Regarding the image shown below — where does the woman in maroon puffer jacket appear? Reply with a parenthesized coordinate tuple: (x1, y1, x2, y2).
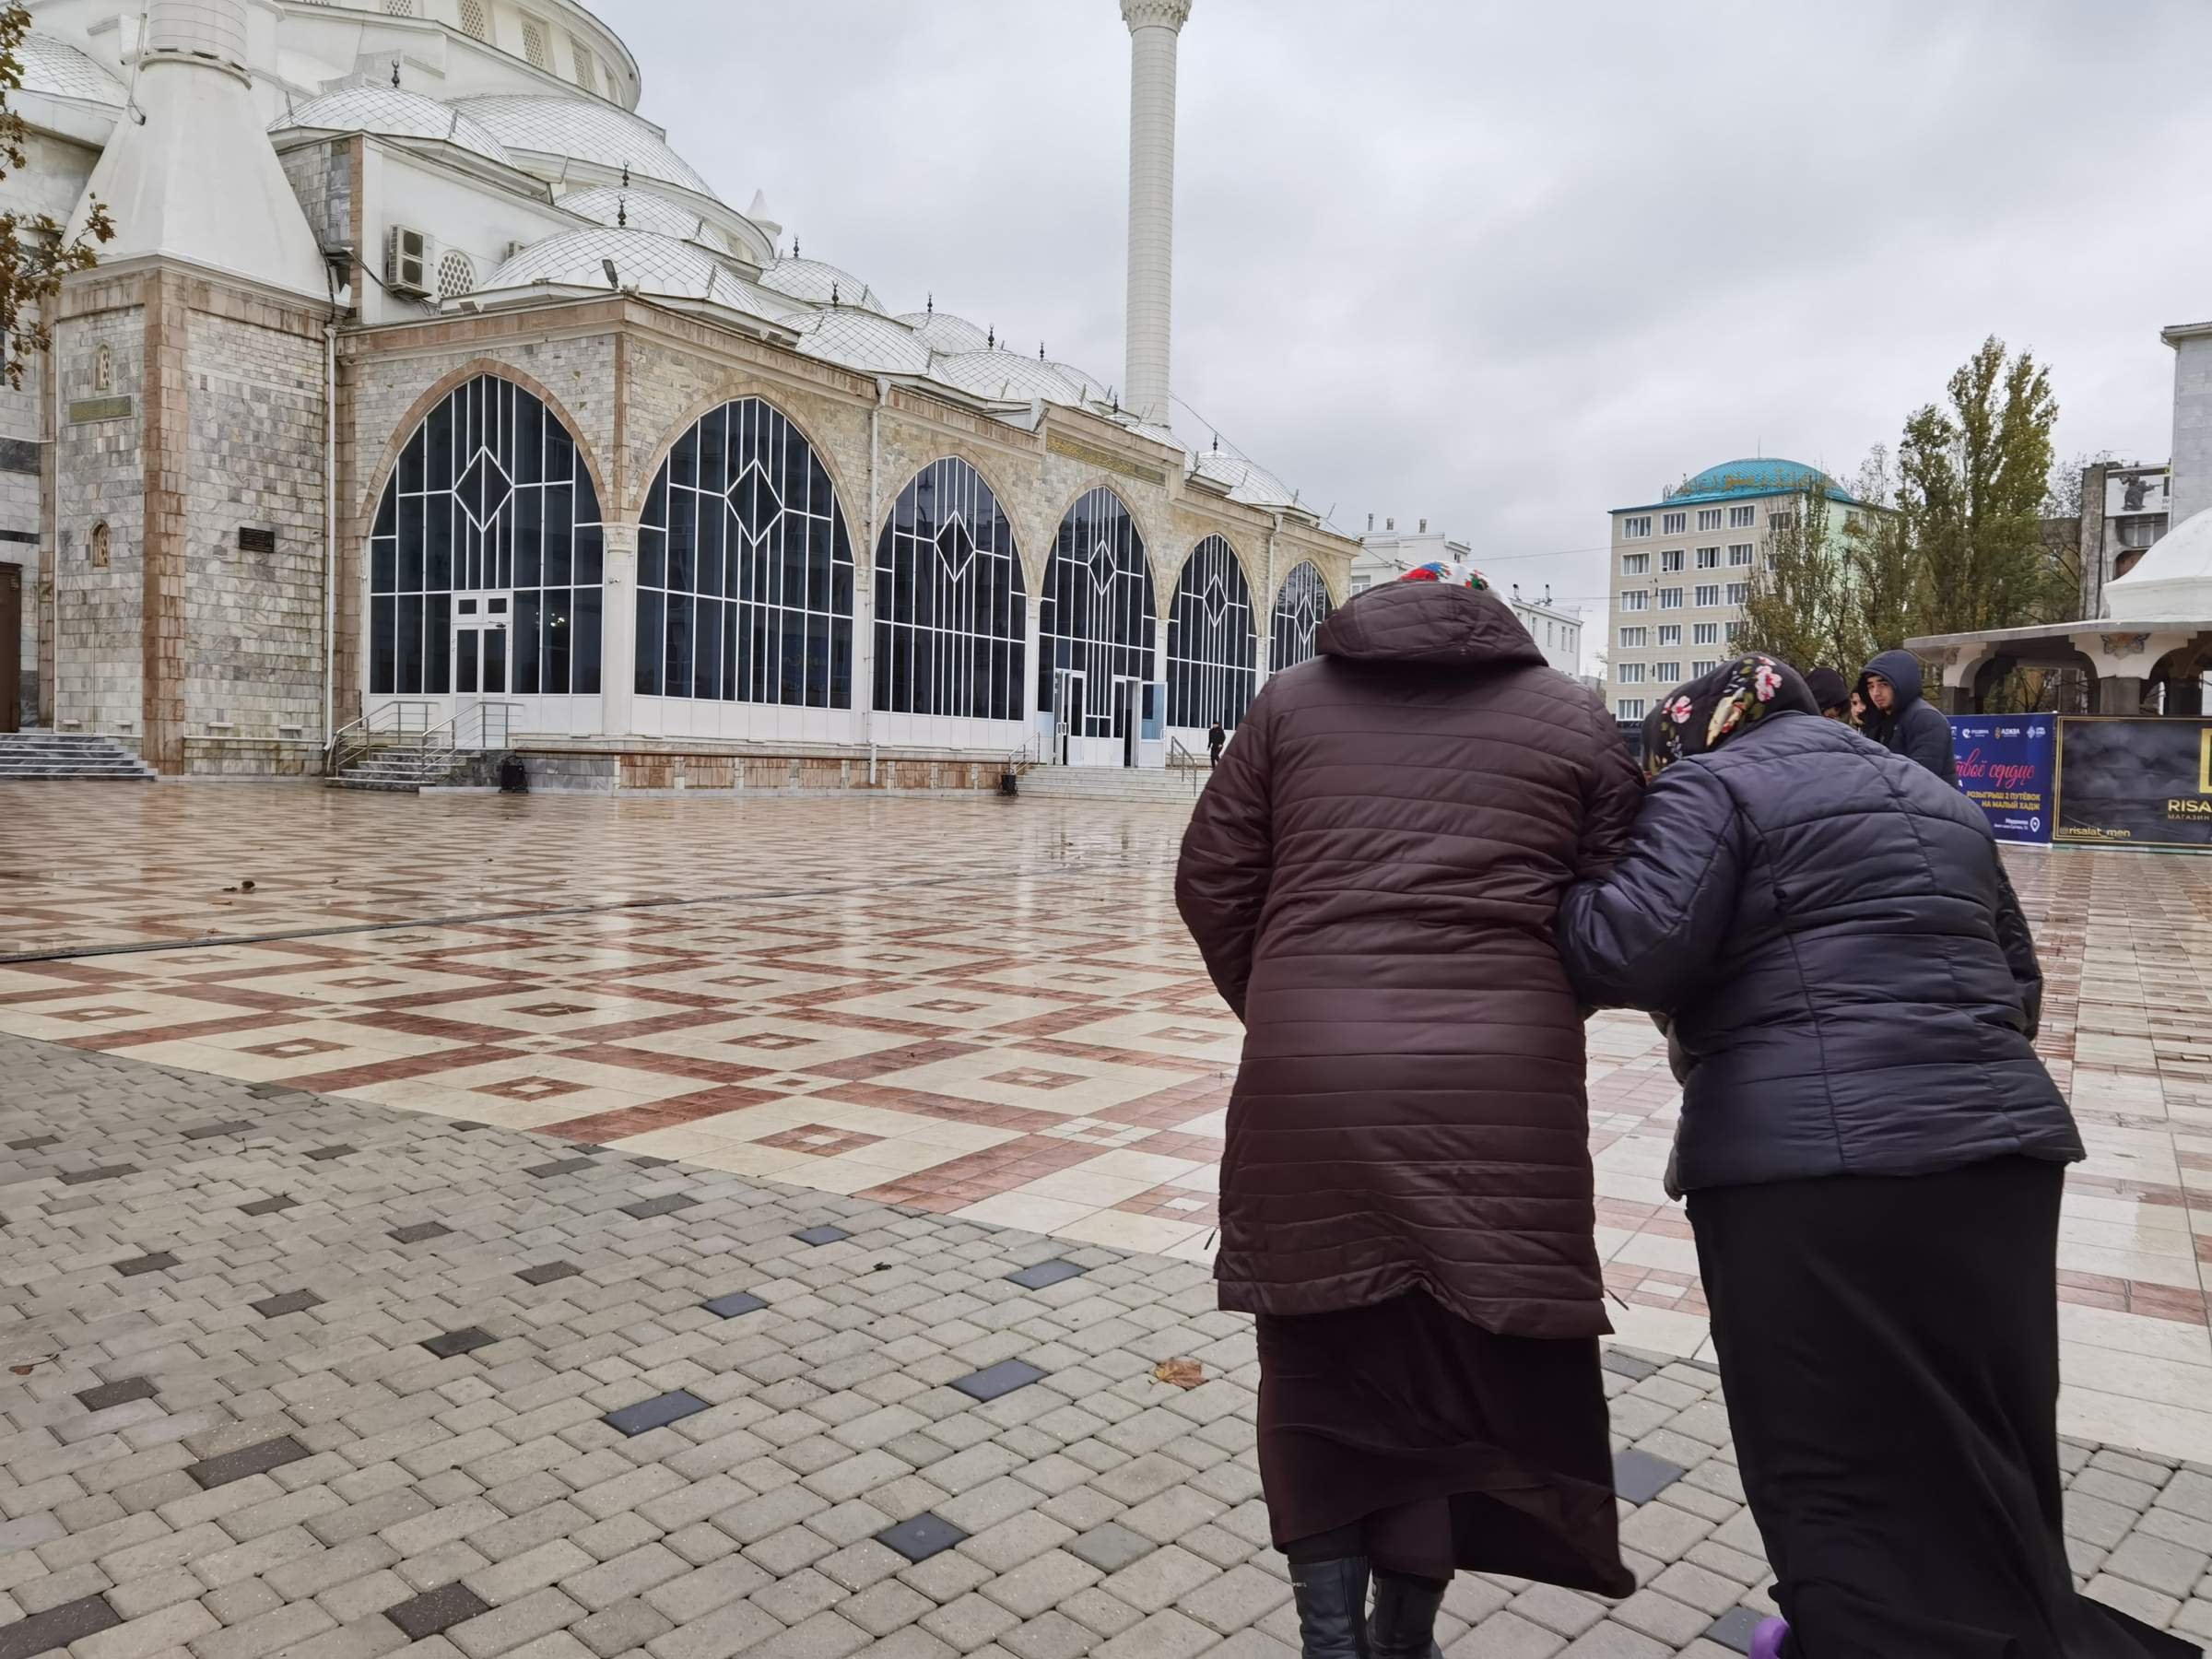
(1176, 565, 1642, 1659)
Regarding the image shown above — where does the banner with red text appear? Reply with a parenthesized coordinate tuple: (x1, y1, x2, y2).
(1949, 716, 2053, 843)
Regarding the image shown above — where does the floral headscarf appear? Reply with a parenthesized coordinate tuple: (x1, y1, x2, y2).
(1400, 559, 1490, 592)
(1647, 653, 1819, 775)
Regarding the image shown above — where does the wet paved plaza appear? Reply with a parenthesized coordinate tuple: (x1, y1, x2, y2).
(0, 782, 2209, 1655)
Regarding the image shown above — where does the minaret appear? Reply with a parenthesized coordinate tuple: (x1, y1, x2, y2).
(1120, 0, 1193, 430)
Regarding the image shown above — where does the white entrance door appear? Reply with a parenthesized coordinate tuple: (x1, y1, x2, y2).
(1053, 668, 1084, 765)
(1115, 677, 1143, 769)
(453, 593, 512, 702)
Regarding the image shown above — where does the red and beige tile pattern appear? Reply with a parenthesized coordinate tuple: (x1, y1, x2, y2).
(1, 784, 2208, 1457)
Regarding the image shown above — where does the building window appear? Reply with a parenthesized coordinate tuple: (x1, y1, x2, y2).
(1655, 661, 1681, 681)
(1041, 488, 1157, 735)
(1349, 575, 1371, 594)
(1618, 663, 1646, 684)
(637, 398, 854, 708)
(1657, 625, 1680, 646)
(1661, 512, 1686, 535)
(1621, 552, 1650, 576)
(873, 456, 1022, 721)
(1271, 560, 1333, 673)
(1697, 509, 1723, 531)
(1618, 699, 1646, 720)
(1620, 590, 1649, 612)
(456, 0, 488, 39)
(1695, 547, 1719, 569)
(1766, 511, 1796, 531)
(1657, 587, 1684, 610)
(435, 249, 475, 300)
(1168, 535, 1256, 731)
(1621, 515, 1652, 539)
(1692, 659, 1718, 676)
(382, 0, 418, 13)
(1728, 543, 1755, 567)
(1729, 505, 1756, 528)
(1618, 626, 1647, 649)
(1694, 584, 1720, 607)
(369, 374, 603, 698)
(1726, 582, 1750, 605)
(1726, 621, 1745, 642)
(1692, 623, 1718, 645)
(1661, 548, 1684, 572)
(568, 33, 599, 92)
(519, 13, 551, 68)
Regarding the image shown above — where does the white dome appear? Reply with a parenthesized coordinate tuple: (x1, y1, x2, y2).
(559, 184, 713, 242)
(481, 228, 792, 323)
(794, 310, 932, 375)
(894, 309, 989, 356)
(453, 95, 713, 197)
(934, 349, 1088, 405)
(17, 34, 124, 107)
(2105, 507, 2212, 623)
(1049, 360, 1112, 404)
(273, 86, 510, 166)
(1191, 448, 1297, 508)
(760, 255, 885, 312)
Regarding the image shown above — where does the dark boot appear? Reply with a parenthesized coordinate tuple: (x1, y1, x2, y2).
(1367, 1569, 1447, 1659)
(1288, 1556, 1371, 1659)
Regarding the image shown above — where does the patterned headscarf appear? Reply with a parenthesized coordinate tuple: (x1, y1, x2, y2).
(1400, 560, 1490, 592)
(1649, 653, 1820, 774)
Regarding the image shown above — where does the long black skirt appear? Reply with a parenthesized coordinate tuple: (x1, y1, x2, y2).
(1253, 1290, 1633, 1593)
(1690, 1156, 2201, 1657)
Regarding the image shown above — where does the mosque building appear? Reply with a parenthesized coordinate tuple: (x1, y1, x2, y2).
(0, 0, 1354, 785)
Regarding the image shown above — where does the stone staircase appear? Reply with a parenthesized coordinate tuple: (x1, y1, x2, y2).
(0, 731, 158, 782)
(327, 747, 465, 792)
(1014, 764, 1208, 806)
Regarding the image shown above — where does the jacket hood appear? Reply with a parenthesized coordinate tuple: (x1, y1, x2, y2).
(1860, 649, 1924, 708)
(1804, 666, 1850, 713)
(1317, 582, 1547, 669)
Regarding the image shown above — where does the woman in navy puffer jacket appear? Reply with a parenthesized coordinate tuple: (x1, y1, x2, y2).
(1559, 655, 2194, 1658)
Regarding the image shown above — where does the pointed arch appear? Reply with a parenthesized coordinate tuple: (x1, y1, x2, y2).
(1270, 560, 1333, 674)
(1166, 535, 1256, 730)
(367, 372, 605, 697)
(633, 396, 856, 709)
(1040, 487, 1156, 735)
(873, 456, 1028, 722)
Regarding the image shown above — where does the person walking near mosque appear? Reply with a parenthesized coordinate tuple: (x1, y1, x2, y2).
(1857, 647, 1958, 782)
(1175, 561, 1641, 1659)
(1207, 717, 1226, 767)
(1558, 653, 2195, 1659)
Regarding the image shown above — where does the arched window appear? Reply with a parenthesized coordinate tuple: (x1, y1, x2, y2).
(635, 399, 854, 708)
(874, 458, 1026, 721)
(1166, 535, 1254, 729)
(368, 374, 603, 697)
(1039, 488, 1155, 736)
(1271, 560, 1333, 673)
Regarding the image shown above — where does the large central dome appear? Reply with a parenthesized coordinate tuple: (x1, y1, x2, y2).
(1676, 457, 1844, 501)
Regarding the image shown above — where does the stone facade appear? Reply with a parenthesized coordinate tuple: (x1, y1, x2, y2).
(52, 282, 148, 738)
(277, 135, 351, 254)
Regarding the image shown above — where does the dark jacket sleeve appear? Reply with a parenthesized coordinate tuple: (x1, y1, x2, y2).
(1992, 856, 2045, 1039)
(1557, 760, 1745, 1013)
(1174, 693, 1277, 1021)
(1574, 693, 1643, 878)
(1903, 701, 1959, 785)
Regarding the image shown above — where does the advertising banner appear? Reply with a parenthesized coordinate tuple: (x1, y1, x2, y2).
(1949, 717, 2053, 844)
(2053, 717, 2212, 849)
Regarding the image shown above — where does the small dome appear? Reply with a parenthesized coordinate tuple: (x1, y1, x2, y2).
(17, 34, 124, 106)
(480, 228, 791, 323)
(894, 309, 990, 356)
(1190, 449, 1296, 508)
(1049, 360, 1112, 405)
(2105, 507, 2212, 623)
(759, 255, 885, 312)
(1674, 457, 1843, 502)
(793, 310, 932, 375)
(454, 95, 713, 197)
(273, 86, 510, 165)
(934, 349, 1088, 405)
(559, 184, 712, 242)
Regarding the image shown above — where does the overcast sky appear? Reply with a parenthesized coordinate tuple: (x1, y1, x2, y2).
(598, 0, 2212, 641)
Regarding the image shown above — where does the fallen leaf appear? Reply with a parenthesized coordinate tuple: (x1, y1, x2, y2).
(8, 1364, 31, 1375)
(1153, 1358, 1204, 1390)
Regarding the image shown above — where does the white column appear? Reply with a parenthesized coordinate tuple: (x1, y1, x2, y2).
(599, 523, 638, 737)
(1122, 0, 1193, 429)
(1023, 589, 1045, 759)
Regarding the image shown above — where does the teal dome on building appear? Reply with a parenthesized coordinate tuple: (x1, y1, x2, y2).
(1668, 457, 1857, 506)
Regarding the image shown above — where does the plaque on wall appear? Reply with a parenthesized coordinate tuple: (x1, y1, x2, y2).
(237, 526, 277, 555)
(66, 395, 133, 425)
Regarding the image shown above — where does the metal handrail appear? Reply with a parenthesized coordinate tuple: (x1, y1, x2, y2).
(1002, 734, 1044, 777)
(328, 699, 434, 777)
(1167, 735, 1208, 794)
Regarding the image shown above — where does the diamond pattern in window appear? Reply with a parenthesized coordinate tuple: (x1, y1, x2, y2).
(934, 513, 975, 582)
(454, 448, 512, 532)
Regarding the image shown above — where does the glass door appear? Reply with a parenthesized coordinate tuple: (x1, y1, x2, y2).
(1053, 669, 1084, 765)
(453, 594, 512, 696)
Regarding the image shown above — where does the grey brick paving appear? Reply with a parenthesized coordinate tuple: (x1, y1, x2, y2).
(0, 1035, 2203, 1659)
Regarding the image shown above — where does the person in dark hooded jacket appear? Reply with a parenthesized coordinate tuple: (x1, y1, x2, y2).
(1177, 560, 1641, 1659)
(1858, 647, 1957, 782)
(1558, 654, 2194, 1659)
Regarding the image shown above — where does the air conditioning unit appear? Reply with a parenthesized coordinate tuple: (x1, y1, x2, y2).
(386, 225, 433, 297)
